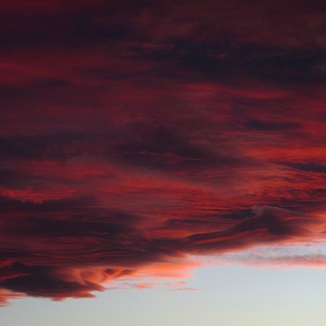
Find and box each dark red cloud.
[0,0,325,305]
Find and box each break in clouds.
[0,0,325,305]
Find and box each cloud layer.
[0,0,325,305]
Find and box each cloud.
[0,0,326,306]
[281,162,326,174]
[0,290,25,307]
[186,206,322,252]
[216,244,326,268]
[244,120,300,132]
[0,199,323,304]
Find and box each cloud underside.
[0,0,326,305]
[0,203,324,304]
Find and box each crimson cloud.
[0,0,325,305]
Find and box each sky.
[0,0,326,324]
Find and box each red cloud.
[1,0,326,306]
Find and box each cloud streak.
[0,0,325,305]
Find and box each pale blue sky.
[2,265,326,326]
